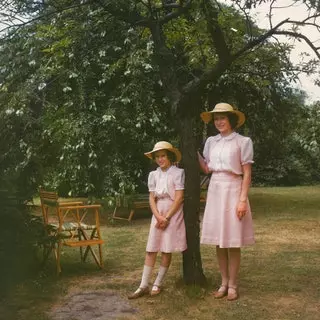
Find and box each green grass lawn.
[1,186,319,320]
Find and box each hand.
[237,200,247,220]
[155,216,169,230]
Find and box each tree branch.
[184,12,320,97]
[283,18,320,30]
[201,0,231,63]
[232,18,290,60]
[163,3,181,9]
[182,59,231,96]
[159,0,193,25]
[273,30,320,60]
[97,0,150,27]
[230,0,254,39]
[182,16,307,97]
[0,1,97,38]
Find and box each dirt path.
[49,277,137,320]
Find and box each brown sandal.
[150,285,161,296]
[128,287,149,299]
[213,284,228,299]
[227,286,239,301]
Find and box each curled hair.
[227,113,239,129]
[152,150,176,163]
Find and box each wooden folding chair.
[39,190,104,274]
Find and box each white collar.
[157,165,173,174]
[214,132,237,141]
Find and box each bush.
[0,189,44,297]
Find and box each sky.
[250,1,320,103]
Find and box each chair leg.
[55,242,62,275]
[80,229,103,268]
[78,230,84,262]
[98,244,103,268]
[83,244,101,267]
[112,206,118,219]
[128,209,135,222]
[83,229,96,262]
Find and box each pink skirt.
[201,172,255,248]
[146,197,187,253]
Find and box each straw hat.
[144,141,181,162]
[200,102,245,128]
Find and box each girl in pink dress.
[198,103,255,301]
[128,141,187,299]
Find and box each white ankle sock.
[153,265,168,288]
[139,265,153,289]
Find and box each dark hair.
[227,113,239,129]
[213,112,238,129]
[152,149,176,163]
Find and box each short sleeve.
[174,169,185,190]
[203,137,211,163]
[147,171,156,192]
[241,137,254,165]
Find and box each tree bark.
[178,115,207,286]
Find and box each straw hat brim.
[200,110,245,128]
[144,147,181,162]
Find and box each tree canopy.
[1,0,319,195]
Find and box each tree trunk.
[178,115,207,286]
[150,20,206,286]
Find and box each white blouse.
[203,132,254,175]
[148,166,185,200]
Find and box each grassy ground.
[1,186,319,320]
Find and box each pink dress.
[201,132,255,248]
[145,166,187,253]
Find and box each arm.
[165,189,184,220]
[157,189,184,230]
[237,163,252,220]
[198,152,211,174]
[198,138,212,174]
[149,191,161,221]
[150,191,169,229]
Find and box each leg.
[145,251,158,267]
[128,251,157,299]
[216,246,229,286]
[214,246,229,298]
[160,252,172,268]
[151,252,172,296]
[227,247,241,301]
[140,251,157,287]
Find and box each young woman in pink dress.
[128,141,187,299]
[198,103,255,301]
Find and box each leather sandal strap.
[217,284,228,292]
[228,286,237,292]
